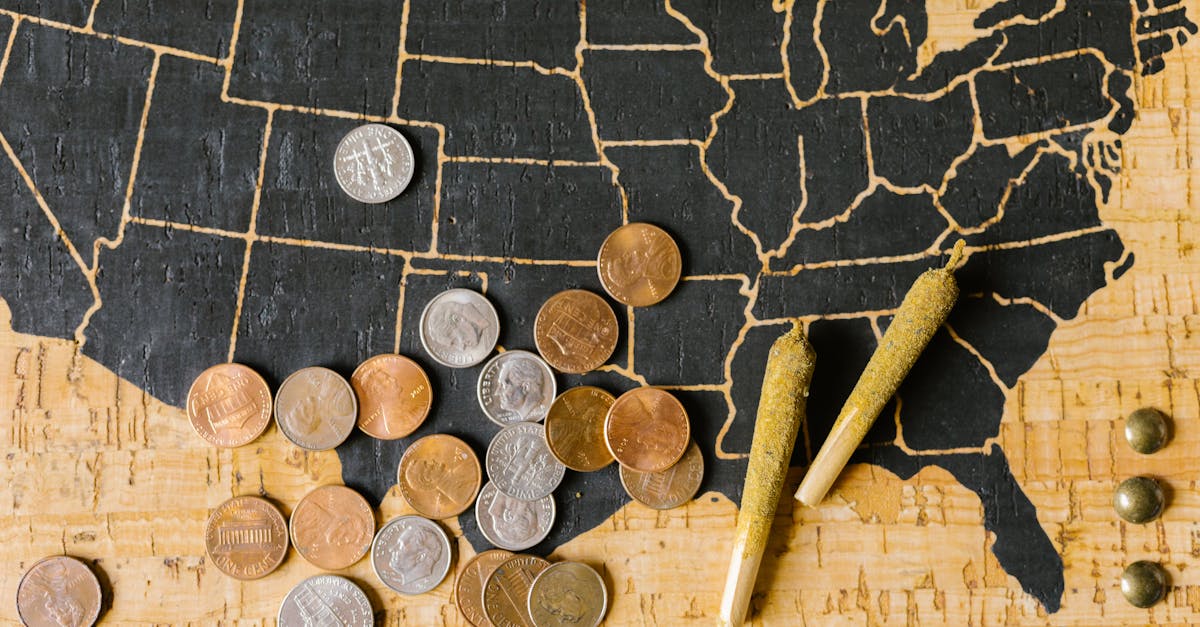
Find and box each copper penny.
[620,440,704,509]
[351,353,433,440]
[545,386,616,472]
[597,222,682,307]
[16,556,102,627]
[397,434,482,519]
[274,366,357,450]
[533,289,618,373]
[290,485,375,570]
[455,549,514,627]
[605,387,690,472]
[186,363,272,448]
[204,495,288,580]
[482,554,551,627]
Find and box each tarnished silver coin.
[371,516,452,595]
[528,561,608,627]
[333,123,415,203]
[478,350,556,426]
[420,288,500,368]
[485,422,566,502]
[274,367,357,451]
[474,482,555,551]
[278,575,373,626]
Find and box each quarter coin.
[478,350,557,425]
[605,387,690,472]
[455,549,514,627]
[16,556,102,627]
[474,482,555,551]
[333,123,415,203]
[482,554,551,627]
[371,516,453,595]
[597,222,682,307]
[204,495,288,580]
[274,367,357,451]
[619,440,704,509]
[528,561,609,627]
[533,289,618,373]
[186,363,272,448]
[545,386,616,472]
[485,422,566,501]
[420,288,500,368]
[290,485,375,570]
[397,434,482,519]
[351,353,433,440]
[278,575,373,626]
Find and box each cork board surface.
[0,0,1199,624]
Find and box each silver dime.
[474,481,555,551]
[419,288,500,368]
[371,515,452,595]
[528,561,609,627]
[278,575,373,627]
[485,422,565,501]
[477,350,556,426]
[333,123,415,203]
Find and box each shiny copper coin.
[605,387,690,472]
[620,440,704,509]
[597,222,682,307]
[351,354,433,440]
[455,549,514,627]
[205,495,288,580]
[274,366,357,450]
[187,363,272,448]
[545,386,616,472]
[483,554,551,627]
[533,289,618,373]
[397,434,482,519]
[16,556,102,627]
[290,485,375,570]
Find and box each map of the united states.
[0,0,1193,612]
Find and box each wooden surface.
[2,0,1200,625]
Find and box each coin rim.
[288,484,375,570]
[351,353,433,440]
[273,366,358,451]
[370,515,453,595]
[17,555,102,627]
[485,422,567,501]
[526,561,609,627]
[482,554,552,627]
[186,362,272,448]
[277,574,373,626]
[418,288,501,368]
[595,222,682,307]
[454,549,515,627]
[333,123,416,204]
[473,481,556,551]
[476,350,558,426]
[618,440,704,509]
[604,387,691,472]
[533,289,619,374]
[544,386,616,472]
[396,433,482,519]
[204,495,289,580]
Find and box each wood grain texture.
[1,0,1199,624]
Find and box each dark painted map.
[0,0,1194,612]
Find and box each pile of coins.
[1115,407,1172,609]
[179,138,695,624]
[20,124,695,625]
